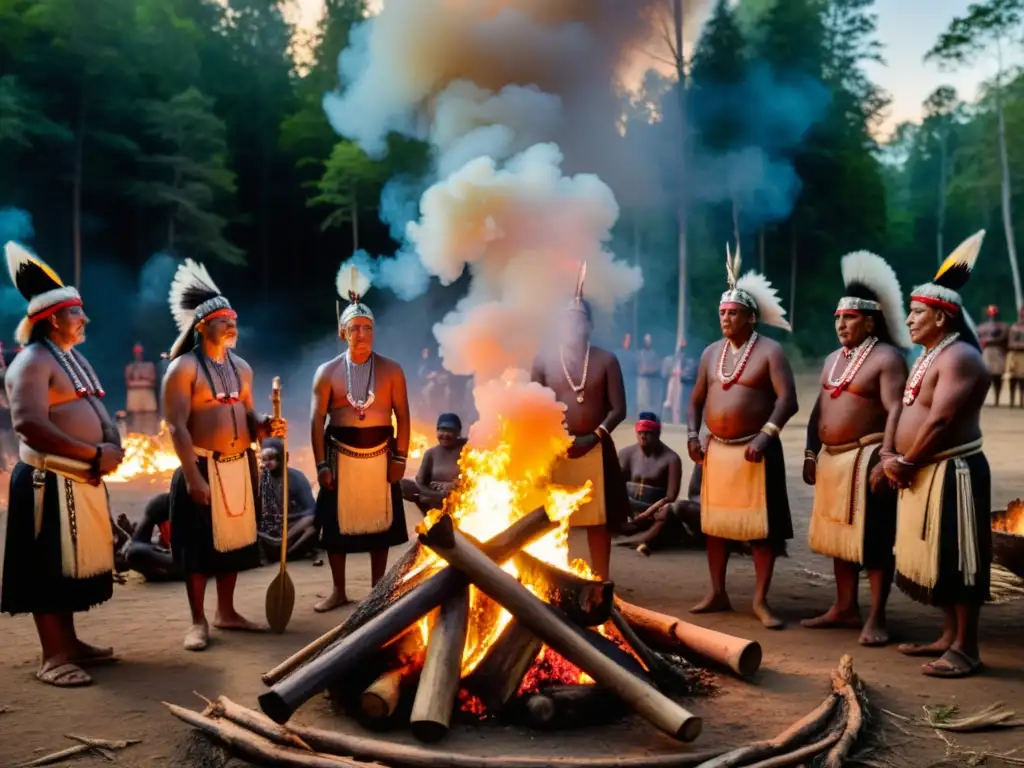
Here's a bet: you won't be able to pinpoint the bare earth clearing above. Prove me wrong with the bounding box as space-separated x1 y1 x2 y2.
1 381 1022 767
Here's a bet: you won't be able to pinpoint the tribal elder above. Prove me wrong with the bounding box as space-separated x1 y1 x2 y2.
401 412 467 514
124 342 159 434
258 437 317 562
530 265 630 579
687 245 798 629
1007 307 1024 408
618 412 700 555
162 259 286 651
310 265 411 612
1 242 125 687
976 305 1009 407
803 251 910 646
885 231 992 678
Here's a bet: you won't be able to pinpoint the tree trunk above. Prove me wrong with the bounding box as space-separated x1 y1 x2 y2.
936 121 948 265
789 221 798 331
731 198 741 248
758 227 766 273
632 217 641 343
672 0 689 347
995 41 1022 311
351 185 360 254
72 99 86 289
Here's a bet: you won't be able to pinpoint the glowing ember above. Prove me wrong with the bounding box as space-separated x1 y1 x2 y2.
994 500 1024 536
517 647 593 695
105 423 181 483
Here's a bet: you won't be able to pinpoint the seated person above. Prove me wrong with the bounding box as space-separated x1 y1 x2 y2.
122 492 183 581
401 412 467 514
617 412 702 555
258 437 317 562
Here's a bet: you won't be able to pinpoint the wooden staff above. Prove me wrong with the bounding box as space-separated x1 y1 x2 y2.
419 516 703 743
259 507 556 724
409 589 470 742
265 377 295 634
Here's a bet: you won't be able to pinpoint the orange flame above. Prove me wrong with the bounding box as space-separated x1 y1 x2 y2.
993 500 1024 536
105 423 181 483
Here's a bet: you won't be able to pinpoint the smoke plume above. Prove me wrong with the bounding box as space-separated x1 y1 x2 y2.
325 0 653 482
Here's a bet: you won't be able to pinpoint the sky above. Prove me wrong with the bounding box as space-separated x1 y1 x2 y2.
286 0 1004 140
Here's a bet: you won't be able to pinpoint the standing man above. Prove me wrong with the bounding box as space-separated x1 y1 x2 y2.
310 265 411 612
2 242 124 687
162 259 286 651
636 333 661 414
886 231 992 679
401 412 467 514
531 264 630 579
1004 307 1024 408
976 305 1009 406
124 342 159 434
687 245 798 629
802 251 910 646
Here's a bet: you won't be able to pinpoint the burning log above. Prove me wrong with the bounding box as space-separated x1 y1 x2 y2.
419 516 703 743
360 665 415 722
409 589 470 743
262 507 554 687
259 507 555 724
524 684 625 730
462 620 543 713
615 599 761 679
608 607 704 695
510 551 613 626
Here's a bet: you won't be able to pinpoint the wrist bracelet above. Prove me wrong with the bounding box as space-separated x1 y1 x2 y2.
896 455 915 468
687 430 699 441
316 461 330 474
761 422 781 439
596 425 609 437
391 454 407 464
804 449 816 461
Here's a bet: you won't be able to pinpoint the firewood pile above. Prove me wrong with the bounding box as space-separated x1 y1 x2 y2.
166 505 872 767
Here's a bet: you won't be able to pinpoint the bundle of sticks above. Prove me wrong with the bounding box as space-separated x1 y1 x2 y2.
166 655 868 768
252 507 766 745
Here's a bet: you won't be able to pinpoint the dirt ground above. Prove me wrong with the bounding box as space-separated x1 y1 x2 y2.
1 383 1023 767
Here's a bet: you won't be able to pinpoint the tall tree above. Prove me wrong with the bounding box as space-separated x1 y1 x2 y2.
923 85 961 263
309 140 390 252
928 0 1023 310
132 87 243 264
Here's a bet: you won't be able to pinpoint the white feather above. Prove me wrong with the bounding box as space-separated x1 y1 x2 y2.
336 263 372 300
735 271 791 331
4 241 34 285
168 258 222 333
840 250 912 349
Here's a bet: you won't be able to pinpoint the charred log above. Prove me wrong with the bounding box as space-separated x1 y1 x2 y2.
510 552 613 626
462 620 543 713
523 684 626 730
410 590 470 743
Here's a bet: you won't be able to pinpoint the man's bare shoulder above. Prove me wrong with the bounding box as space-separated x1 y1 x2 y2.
873 343 908 369
164 354 197 381
589 345 619 366
944 340 985 371
313 355 344 381
230 353 254 375
618 443 638 462
663 442 683 465
374 353 406 375
821 347 842 373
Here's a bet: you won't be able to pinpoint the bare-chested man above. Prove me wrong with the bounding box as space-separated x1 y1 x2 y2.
401 412 466 514
802 251 910 646
885 231 992 679
976 305 1009 406
618 412 700 555
530 268 630 579
310 266 411 612
162 259 286 651
1 242 124 687
1004 307 1024 408
124 342 159 433
687 245 798 629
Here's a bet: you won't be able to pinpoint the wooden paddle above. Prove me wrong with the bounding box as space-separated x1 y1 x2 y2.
265 377 295 634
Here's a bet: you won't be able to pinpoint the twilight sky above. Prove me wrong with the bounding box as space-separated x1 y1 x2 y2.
287 0 1003 139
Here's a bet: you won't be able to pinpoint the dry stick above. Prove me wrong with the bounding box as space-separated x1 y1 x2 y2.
261 506 555 686
204 695 314 752
410 588 470 742
740 729 844 768
165 702 369 767
693 693 839 768
14 744 93 768
14 736 140 768
419 516 702 743
824 656 862 768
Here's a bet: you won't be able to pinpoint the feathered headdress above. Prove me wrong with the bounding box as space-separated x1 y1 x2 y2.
167 259 236 360
910 230 984 315
336 263 374 333
564 261 592 319
837 250 912 349
719 243 791 331
4 241 82 344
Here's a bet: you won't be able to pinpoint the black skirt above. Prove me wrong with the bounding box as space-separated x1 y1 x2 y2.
861 449 897 571
169 451 262 576
1 462 113 615
896 451 991 607
317 425 408 555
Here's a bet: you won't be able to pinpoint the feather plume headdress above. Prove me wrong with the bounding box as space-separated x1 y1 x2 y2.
910 230 984 315
167 258 236 360
336 263 374 331
719 243 791 331
4 241 82 344
564 261 592 319
837 250 912 349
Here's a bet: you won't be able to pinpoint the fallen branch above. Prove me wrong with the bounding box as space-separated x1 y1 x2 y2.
202 694 314 751
925 702 1024 732
14 736 140 768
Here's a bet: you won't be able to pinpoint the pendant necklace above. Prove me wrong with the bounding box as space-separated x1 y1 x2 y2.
560 344 590 404
904 332 960 406
345 350 376 420
825 336 878 398
717 332 758 389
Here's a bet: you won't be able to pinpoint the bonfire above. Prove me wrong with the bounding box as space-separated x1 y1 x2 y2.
105 423 180 483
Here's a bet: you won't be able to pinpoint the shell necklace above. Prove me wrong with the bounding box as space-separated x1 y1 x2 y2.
718 332 758 389
826 336 878 399
44 338 105 398
903 332 960 406
345 350 376 420
560 344 590 404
